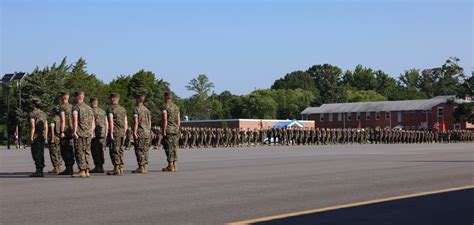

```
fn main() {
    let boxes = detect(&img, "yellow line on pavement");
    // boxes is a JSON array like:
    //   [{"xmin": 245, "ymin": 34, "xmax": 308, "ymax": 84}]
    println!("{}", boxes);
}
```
[{"xmin": 227, "ymin": 185, "xmax": 474, "ymax": 225}]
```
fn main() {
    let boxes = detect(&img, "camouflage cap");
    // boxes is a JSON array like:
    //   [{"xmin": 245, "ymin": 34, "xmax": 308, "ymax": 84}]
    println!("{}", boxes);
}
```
[
  {"xmin": 31, "ymin": 98, "xmax": 41, "ymax": 104},
  {"xmin": 110, "ymin": 93, "xmax": 120, "ymax": 98},
  {"xmin": 74, "ymin": 91, "xmax": 84, "ymax": 97}
]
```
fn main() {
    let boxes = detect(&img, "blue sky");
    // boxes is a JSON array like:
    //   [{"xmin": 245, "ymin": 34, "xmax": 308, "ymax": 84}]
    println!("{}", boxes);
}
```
[{"xmin": 1, "ymin": 0, "xmax": 472, "ymax": 97}]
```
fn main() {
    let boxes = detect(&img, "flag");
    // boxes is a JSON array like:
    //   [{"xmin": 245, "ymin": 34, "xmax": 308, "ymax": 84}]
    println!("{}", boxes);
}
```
[{"xmin": 357, "ymin": 121, "xmax": 362, "ymax": 129}]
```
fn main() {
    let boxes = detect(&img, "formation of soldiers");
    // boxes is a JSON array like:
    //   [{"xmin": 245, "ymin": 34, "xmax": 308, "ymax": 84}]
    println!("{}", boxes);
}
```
[
  {"xmin": 148, "ymin": 127, "xmax": 474, "ymax": 148},
  {"xmin": 28, "ymin": 91, "xmax": 180, "ymax": 178}
]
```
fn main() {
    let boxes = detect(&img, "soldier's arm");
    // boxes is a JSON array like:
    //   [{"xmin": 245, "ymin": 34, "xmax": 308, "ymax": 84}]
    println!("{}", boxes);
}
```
[
  {"xmin": 124, "ymin": 115, "xmax": 128, "ymax": 135},
  {"xmin": 177, "ymin": 112, "xmax": 181, "ymax": 130},
  {"xmin": 91, "ymin": 115, "xmax": 96, "ymax": 138},
  {"xmin": 60, "ymin": 110, "xmax": 65, "ymax": 137},
  {"xmin": 133, "ymin": 111, "xmax": 139, "ymax": 138},
  {"xmin": 72, "ymin": 109, "xmax": 78, "ymax": 139},
  {"xmin": 105, "ymin": 114, "xmax": 109, "ymax": 136},
  {"xmin": 50, "ymin": 122, "xmax": 55, "ymax": 144},
  {"xmin": 44, "ymin": 121, "xmax": 48, "ymax": 142},
  {"xmin": 30, "ymin": 118, "xmax": 35, "ymax": 143},
  {"xmin": 162, "ymin": 111, "xmax": 168, "ymax": 137},
  {"xmin": 108, "ymin": 113, "xmax": 114, "ymax": 140}
]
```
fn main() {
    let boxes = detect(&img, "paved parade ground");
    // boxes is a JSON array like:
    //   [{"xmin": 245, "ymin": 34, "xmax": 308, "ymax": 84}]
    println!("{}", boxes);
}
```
[{"xmin": 0, "ymin": 144, "xmax": 473, "ymax": 225}]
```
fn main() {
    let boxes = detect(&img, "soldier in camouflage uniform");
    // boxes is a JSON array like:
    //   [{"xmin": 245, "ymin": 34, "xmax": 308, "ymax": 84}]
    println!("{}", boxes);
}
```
[
  {"xmin": 132, "ymin": 94, "xmax": 152, "ymax": 174},
  {"xmin": 90, "ymin": 98, "xmax": 107, "ymax": 173},
  {"xmin": 29, "ymin": 99, "xmax": 48, "ymax": 177},
  {"xmin": 107, "ymin": 93, "xmax": 128, "ymax": 176},
  {"xmin": 71, "ymin": 92, "xmax": 95, "ymax": 178},
  {"xmin": 162, "ymin": 92, "xmax": 180, "ymax": 172},
  {"xmin": 58, "ymin": 91, "xmax": 75, "ymax": 175},
  {"xmin": 47, "ymin": 107, "xmax": 62, "ymax": 174}
]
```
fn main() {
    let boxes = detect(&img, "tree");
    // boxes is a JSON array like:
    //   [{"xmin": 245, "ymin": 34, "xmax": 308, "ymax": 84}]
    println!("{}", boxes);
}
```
[
  {"xmin": 342, "ymin": 65, "xmax": 377, "ymax": 91},
  {"xmin": 307, "ymin": 64, "xmax": 347, "ymax": 105},
  {"xmin": 185, "ymin": 74, "xmax": 215, "ymax": 120},
  {"xmin": 453, "ymin": 103, "xmax": 474, "ymax": 123},
  {"xmin": 128, "ymin": 70, "xmax": 171, "ymax": 124},
  {"xmin": 242, "ymin": 90, "xmax": 277, "ymax": 119},
  {"xmin": 271, "ymin": 71, "xmax": 319, "ymax": 100},
  {"xmin": 274, "ymin": 89, "xmax": 315, "ymax": 119},
  {"xmin": 420, "ymin": 57, "xmax": 464, "ymax": 97},
  {"xmin": 347, "ymin": 90, "xmax": 387, "ymax": 102}
]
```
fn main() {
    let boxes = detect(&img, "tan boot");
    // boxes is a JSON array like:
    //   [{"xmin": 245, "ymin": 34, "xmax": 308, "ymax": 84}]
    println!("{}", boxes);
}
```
[
  {"xmin": 85, "ymin": 169, "xmax": 90, "ymax": 177},
  {"xmin": 131, "ymin": 165, "xmax": 146, "ymax": 174},
  {"xmin": 29, "ymin": 168, "xmax": 44, "ymax": 177},
  {"xmin": 143, "ymin": 164, "xmax": 148, "ymax": 173},
  {"xmin": 119, "ymin": 164, "xmax": 124, "ymax": 174},
  {"xmin": 172, "ymin": 161, "xmax": 177, "ymax": 172},
  {"xmin": 90, "ymin": 165, "xmax": 104, "ymax": 173},
  {"xmin": 48, "ymin": 165, "xmax": 61, "ymax": 174},
  {"xmin": 71, "ymin": 169, "xmax": 87, "ymax": 178},
  {"xmin": 59, "ymin": 166, "xmax": 73, "ymax": 175},
  {"xmin": 162, "ymin": 162, "xmax": 173, "ymax": 172},
  {"xmin": 107, "ymin": 165, "xmax": 121, "ymax": 176}
]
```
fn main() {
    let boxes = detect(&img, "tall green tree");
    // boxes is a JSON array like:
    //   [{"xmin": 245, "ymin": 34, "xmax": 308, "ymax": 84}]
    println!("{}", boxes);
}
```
[
  {"xmin": 185, "ymin": 74, "xmax": 215, "ymax": 119},
  {"xmin": 307, "ymin": 64, "xmax": 347, "ymax": 105},
  {"xmin": 242, "ymin": 90, "xmax": 277, "ymax": 119}
]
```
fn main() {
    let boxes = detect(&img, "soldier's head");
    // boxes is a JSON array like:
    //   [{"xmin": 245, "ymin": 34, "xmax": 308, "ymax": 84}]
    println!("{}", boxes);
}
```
[
  {"xmin": 164, "ymin": 92, "xmax": 172, "ymax": 102},
  {"xmin": 60, "ymin": 91, "xmax": 69, "ymax": 103},
  {"xmin": 110, "ymin": 93, "xmax": 120, "ymax": 104},
  {"xmin": 135, "ymin": 94, "xmax": 145, "ymax": 105},
  {"xmin": 74, "ymin": 91, "xmax": 85, "ymax": 103},
  {"xmin": 90, "ymin": 97, "xmax": 99, "ymax": 108},
  {"xmin": 31, "ymin": 98, "xmax": 41, "ymax": 109}
]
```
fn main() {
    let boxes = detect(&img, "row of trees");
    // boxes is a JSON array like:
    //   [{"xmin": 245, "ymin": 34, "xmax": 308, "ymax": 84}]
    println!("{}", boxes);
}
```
[{"xmin": 0, "ymin": 57, "xmax": 472, "ymax": 145}]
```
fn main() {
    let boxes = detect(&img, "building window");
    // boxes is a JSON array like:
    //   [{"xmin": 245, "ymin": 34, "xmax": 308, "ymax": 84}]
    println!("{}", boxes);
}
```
[
  {"xmin": 329, "ymin": 113, "xmax": 333, "ymax": 122},
  {"xmin": 397, "ymin": 111, "xmax": 402, "ymax": 122},
  {"xmin": 320, "ymin": 114, "xmax": 324, "ymax": 122},
  {"xmin": 376, "ymin": 112, "xmax": 380, "ymax": 120},
  {"xmin": 347, "ymin": 113, "xmax": 352, "ymax": 121},
  {"xmin": 437, "ymin": 107, "xmax": 444, "ymax": 117},
  {"xmin": 366, "ymin": 112, "xmax": 370, "ymax": 120},
  {"xmin": 338, "ymin": 113, "xmax": 342, "ymax": 121},
  {"xmin": 454, "ymin": 123, "xmax": 461, "ymax": 130},
  {"xmin": 385, "ymin": 111, "xmax": 390, "ymax": 120},
  {"xmin": 356, "ymin": 112, "xmax": 361, "ymax": 121}
]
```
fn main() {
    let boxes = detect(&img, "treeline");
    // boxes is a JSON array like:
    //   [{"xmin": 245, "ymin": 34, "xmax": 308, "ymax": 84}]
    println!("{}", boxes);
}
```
[{"xmin": 0, "ymin": 57, "xmax": 472, "ymax": 145}]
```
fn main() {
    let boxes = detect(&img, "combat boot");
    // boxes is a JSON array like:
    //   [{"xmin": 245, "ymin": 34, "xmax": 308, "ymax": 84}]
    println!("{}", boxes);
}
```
[
  {"xmin": 119, "ymin": 164, "xmax": 124, "ymax": 174},
  {"xmin": 131, "ymin": 165, "xmax": 146, "ymax": 174},
  {"xmin": 48, "ymin": 165, "xmax": 61, "ymax": 174},
  {"xmin": 29, "ymin": 168, "xmax": 44, "ymax": 177},
  {"xmin": 85, "ymin": 169, "xmax": 90, "ymax": 177},
  {"xmin": 71, "ymin": 169, "xmax": 87, "ymax": 178},
  {"xmin": 172, "ymin": 161, "xmax": 177, "ymax": 172},
  {"xmin": 143, "ymin": 164, "xmax": 148, "ymax": 173},
  {"xmin": 107, "ymin": 165, "xmax": 121, "ymax": 176},
  {"xmin": 89, "ymin": 165, "xmax": 104, "ymax": 173},
  {"xmin": 162, "ymin": 162, "xmax": 173, "ymax": 172},
  {"xmin": 58, "ymin": 166, "xmax": 74, "ymax": 175}
]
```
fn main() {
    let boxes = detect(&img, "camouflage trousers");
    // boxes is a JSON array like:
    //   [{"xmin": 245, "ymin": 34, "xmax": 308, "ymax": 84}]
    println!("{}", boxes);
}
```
[
  {"xmin": 48, "ymin": 140, "xmax": 62, "ymax": 167},
  {"xmin": 163, "ymin": 134, "xmax": 178, "ymax": 162},
  {"xmin": 31, "ymin": 138, "xmax": 45, "ymax": 169},
  {"xmin": 60, "ymin": 137, "xmax": 75, "ymax": 167},
  {"xmin": 74, "ymin": 137, "xmax": 91, "ymax": 170},
  {"xmin": 91, "ymin": 137, "xmax": 105, "ymax": 166},
  {"xmin": 134, "ymin": 138, "xmax": 150, "ymax": 166},
  {"xmin": 109, "ymin": 137, "xmax": 125, "ymax": 166}
]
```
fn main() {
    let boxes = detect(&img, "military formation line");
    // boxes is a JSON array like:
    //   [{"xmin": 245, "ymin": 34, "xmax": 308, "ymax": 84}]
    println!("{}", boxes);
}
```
[
  {"xmin": 147, "ymin": 127, "xmax": 473, "ymax": 149},
  {"xmin": 26, "ymin": 91, "xmax": 473, "ymax": 179}
]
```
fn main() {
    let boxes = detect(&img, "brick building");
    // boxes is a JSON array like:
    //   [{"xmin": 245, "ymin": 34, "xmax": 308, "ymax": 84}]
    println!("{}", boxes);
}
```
[
  {"xmin": 300, "ymin": 96, "xmax": 473, "ymax": 130},
  {"xmin": 182, "ymin": 119, "xmax": 315, "ymax": 130}
]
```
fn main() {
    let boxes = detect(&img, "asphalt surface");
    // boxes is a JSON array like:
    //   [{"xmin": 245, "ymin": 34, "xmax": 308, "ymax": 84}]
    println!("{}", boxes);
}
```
[{"xmin": 0, "ymin": 143, "xmax": 473, "ymax": 225}]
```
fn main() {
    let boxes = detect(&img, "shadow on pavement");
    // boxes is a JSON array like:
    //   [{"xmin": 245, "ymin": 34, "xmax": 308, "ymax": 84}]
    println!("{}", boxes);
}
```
[
  {"xmin": 252, "ymin": 188, "xmax": 474, "ymax": 225},
  {"xmin": 0, "ymin": 172, "xmax": 71, "ymax": 178}
]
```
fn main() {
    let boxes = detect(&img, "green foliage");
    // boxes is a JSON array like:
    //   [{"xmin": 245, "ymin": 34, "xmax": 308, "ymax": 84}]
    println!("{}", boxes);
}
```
[
  {"xmin": 453, "ymin": 103, "xmax": 474, "ymax": 123},
  {"xmin": 307, "ymin": 64, "xmax": 347, "ymax": 105},
  {"xmin": 347, "ymin": 90, "xmax": 387, "ymax": 103},
  {"xmin": 242, "ymin": 90, "xmax": 277, "ymax": 119},
  {"xmin": 185, "ymin": 74, "xmax": 215, "ymax": 120},
  {"xmin": 271, "ymin": 71, "xmax": 319, "ymax": 101}
]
